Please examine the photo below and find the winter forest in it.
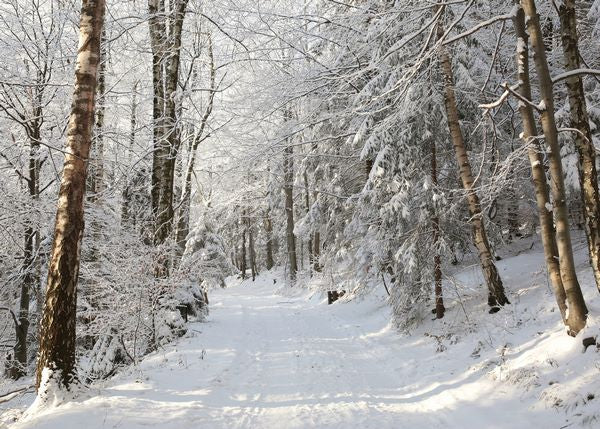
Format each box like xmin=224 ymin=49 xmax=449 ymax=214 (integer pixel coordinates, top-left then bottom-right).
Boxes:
xmin=2 ymin=0 xmax=600 ymax=427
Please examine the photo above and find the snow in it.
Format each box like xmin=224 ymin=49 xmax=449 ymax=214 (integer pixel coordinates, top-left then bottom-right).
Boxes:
xmin=3 ymin=238 xmax=600 ymax=428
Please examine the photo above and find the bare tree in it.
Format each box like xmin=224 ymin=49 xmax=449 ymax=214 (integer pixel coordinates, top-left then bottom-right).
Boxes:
xmin=0 ymin=0 xmax=65 ymax=379
xmin=437 ymin=20 xmax=509 ymax=310
xmin=521 ymin=0 xmax=587 ymax=335
xmin=36 ymin=0 xmax=106 ymax=392
xmin=148 ymin=0 xmax=189 ymax=274
xmin=558 ymin=0 xmax=600 ymax=293
xmin=175 ymin=33 xmax=216 ymax=255
xmin=283 ymin=127 xmax=298 ymax=282
xmin=511 ymin=4 xmax=567 ymax=322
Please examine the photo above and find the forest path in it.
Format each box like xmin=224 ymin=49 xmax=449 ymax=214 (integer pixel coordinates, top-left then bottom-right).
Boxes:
xmin=13 ymin=271 xmax=552 ymax=429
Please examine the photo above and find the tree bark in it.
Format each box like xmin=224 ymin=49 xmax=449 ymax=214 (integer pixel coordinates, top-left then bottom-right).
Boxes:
xmin=122 ymin=82 xmax=138 ymax=225
xmin=87 ymin=30 xmax=106 ymax=265
xmin=264 ymin=208 xmax=274 ymax=270
xmin=437 ymin=23 xmax=509 ymax=309
xmin=303 ymin=170 xmax=313 ymax=274
xmin=247 ymin=214 xmax=257 ymax=281
xmin=512 ymin=5 xmax=567 ymax=322
xmin=431 ymin=139 xmax=445 ymax=319
xmin=240 ymin=219 xmax=247 ymax=279
xmin=36 ymin=0 xmax=105 ymax=391
xmin=148 ymin=0 xmax=166 ymax=245
xmin=148 ymin=0 xmax=189 ymax=264
xmin=11 ymin=121 xmax=42 ymax=379
xmin=284 ymin=137 xmax=298 ymax=281
xmin=521 ymin=0 xmax=587 ymax=335
xmin=313 ymin=230 xmax=321 ymax=272
xmin=558 ymin=0 xmax=600 ymax=293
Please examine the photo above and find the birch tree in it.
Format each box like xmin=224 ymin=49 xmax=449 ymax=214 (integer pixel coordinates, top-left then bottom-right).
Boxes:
xmin=521 ymin=0 xmax=587 ymax=334
xmin=36 ymin=0 xmax=106 ymax=394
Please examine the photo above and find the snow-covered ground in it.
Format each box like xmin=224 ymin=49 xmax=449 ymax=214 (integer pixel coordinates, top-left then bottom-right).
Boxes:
xmin=3 ymin=237 xmax=600 ymax=428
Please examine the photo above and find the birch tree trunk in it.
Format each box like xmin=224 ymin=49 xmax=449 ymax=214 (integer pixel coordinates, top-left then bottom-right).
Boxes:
xmin=558 ymin=0 xmax=600 ymax=293
xmin=521 ymin=0 xmax=587 ymax=334
xmin=512 ymin=5 xmax=567 ymax=322
xmin=36 ymin=0 xmax=105 ymax=391
xmin=437 ymin=24 xmax=509 ymax=309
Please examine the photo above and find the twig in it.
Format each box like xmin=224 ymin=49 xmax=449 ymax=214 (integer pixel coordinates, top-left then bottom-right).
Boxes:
xmin=552 ymin=68 xmax=600 ymax=84
xmin=0 ymin=385 xmax=34 ymax=404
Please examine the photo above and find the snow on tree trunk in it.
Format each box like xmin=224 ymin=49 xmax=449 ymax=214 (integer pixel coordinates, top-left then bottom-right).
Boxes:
xmin=264 ymin=208 xmax=275 ymax=270
xmin=521 ymin=0 xmax=587 ymax=335
xmin=558 ymin=0 xmax=600 ymax=294
xmin=284 ymin=128 xmax=298 ymax=282
xmin=512 ymin=5 xmax=568 ymax=323
xmin=35 ymin=0 xmax=106 ymax=394
xmin=437 ymin=22 xmax=509 ymax=309
xmin=431 ymin=138 xmax=445 ymax=319
xmin=148 ymin=0 xmax=189 ymax=276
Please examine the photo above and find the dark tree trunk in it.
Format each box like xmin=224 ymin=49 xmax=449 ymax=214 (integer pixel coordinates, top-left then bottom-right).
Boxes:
xmin=240 ymin=220 xmax=247 ymax=279
xmin=284 ymin=136 xmax=298 ymax=281
xmin=248 ymin=216 xmax=257 ymax=281
xmin=431 ymin=139 xmax=445 ymax=319
xmin=264 ymin=209 xmax=274 ymax=270
xmin=303 ymin=170 xmax=313 ymax=275
xmin=148 ymin=0 xmax=189 ymax=277
xmin=558 ymin=0 xmax=600 ymax=293
xmin=121 ymin=82 xmax=138 ymax=225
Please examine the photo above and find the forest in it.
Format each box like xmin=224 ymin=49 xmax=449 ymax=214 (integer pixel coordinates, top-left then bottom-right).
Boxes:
xmin=2 ymin=0 xmax=600 ymax=427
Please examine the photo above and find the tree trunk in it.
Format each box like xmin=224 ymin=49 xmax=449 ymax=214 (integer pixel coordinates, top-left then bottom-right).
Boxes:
xmin=240 ymin=220 xmax=247 ymax=279
xmin=89 ymin=31 xmax=106 ymax=201
xmin=11 ymin=226 xmax=34 ymax=379
xmin=248 ymin=215 xmax=257 ymax=281
xmin=148 ymin=0 xmax=189 ymax=267
xmin=506 ymin=166 xmax=520 ymax=241
xmin=36 ymin=0 xmax=105 ymax=391
xmin=437 ymin=23 xmax=509 ymax=309
xmin=512 ymin=5 xmax=567 ymax=322
xmin=303 ymin=170 xmax=313 ymax=275
xmin=558 ymin=0 xmax=600 ymax=293
xmin=264 ymin=208 xmax=274 ymax=270
xmin=521 ymin=0 xmax=587 ymax=335
xmin=284 ymin=139 xmax=298 ymax=281
xmin=431 ymin=139 xmax=445 ymax=319
xmin=87 ymin=30 xmax=106 ymax=263
xmin=148 ymin=0 xmax=166 ymax=245
xmin=11 ymin=119 xmax=42 ymax=379
xmin=121 ymin=82 xmax=138 ymax=225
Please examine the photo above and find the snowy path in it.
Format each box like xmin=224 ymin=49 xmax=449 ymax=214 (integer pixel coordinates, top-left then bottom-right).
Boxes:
xmin=8 ymin=269 xmax=584 ymax=428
